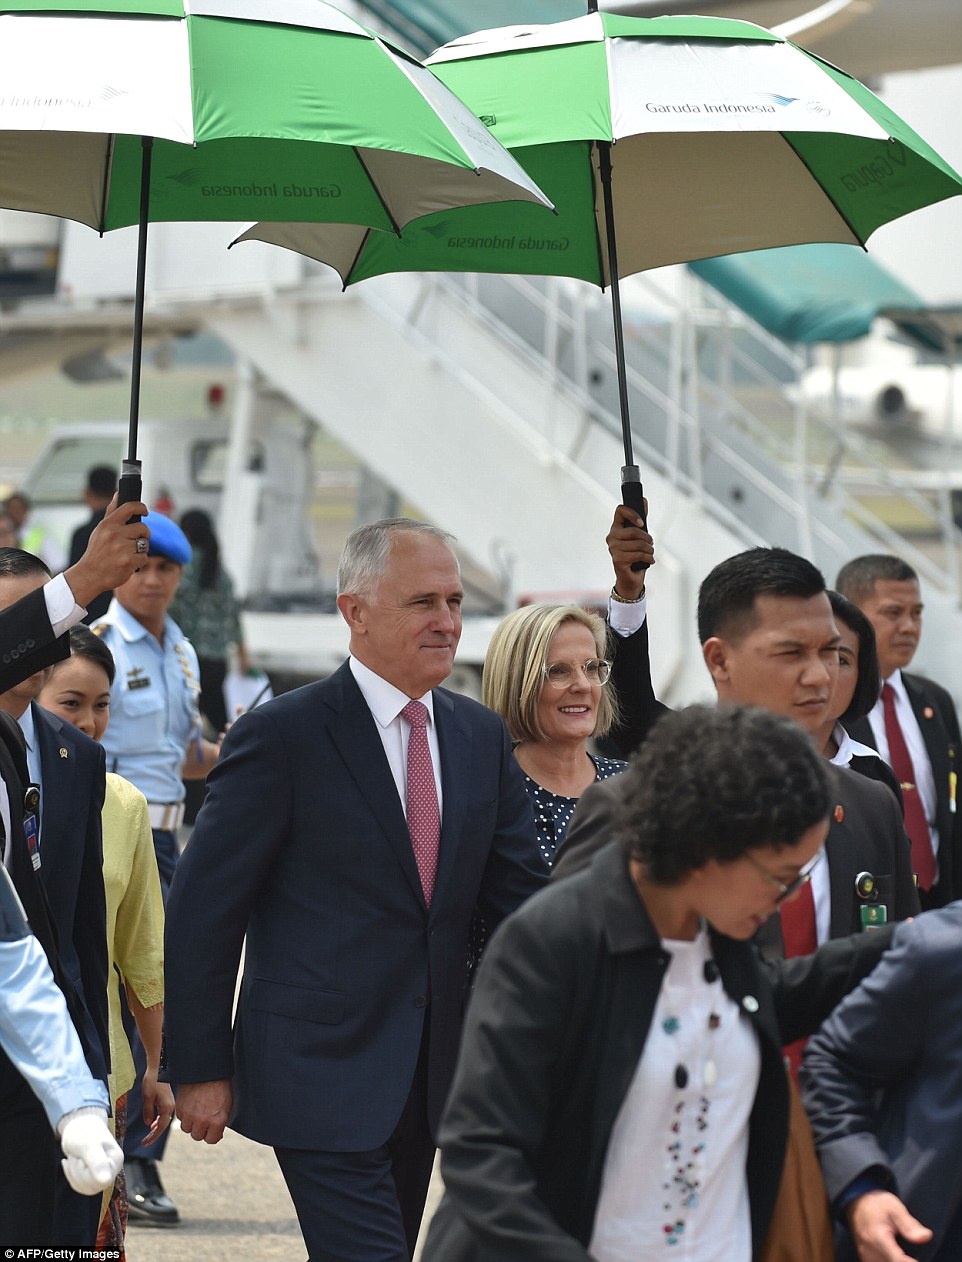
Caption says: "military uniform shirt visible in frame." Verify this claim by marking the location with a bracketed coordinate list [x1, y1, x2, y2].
[93, 599, 201, 805]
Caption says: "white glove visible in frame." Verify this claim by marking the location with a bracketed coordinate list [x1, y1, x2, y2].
[57, 1106, 123, 1195]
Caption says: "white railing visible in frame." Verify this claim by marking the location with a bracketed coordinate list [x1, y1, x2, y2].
[364, 260, 962, 599]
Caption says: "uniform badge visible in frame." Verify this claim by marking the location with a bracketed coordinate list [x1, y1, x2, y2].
[59, 747, 68, 759]
[924, 706, 934, 719]
[127, 666, 151, 691]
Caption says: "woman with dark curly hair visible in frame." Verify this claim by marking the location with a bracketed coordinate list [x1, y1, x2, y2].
[424, 704, 889, 1262]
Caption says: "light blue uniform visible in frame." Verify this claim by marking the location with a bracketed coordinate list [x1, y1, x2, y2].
[93, 598, 202, 808]
[0, 866, 107, 1130]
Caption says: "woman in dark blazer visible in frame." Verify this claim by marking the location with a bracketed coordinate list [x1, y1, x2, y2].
[424, 705, 889, 1262]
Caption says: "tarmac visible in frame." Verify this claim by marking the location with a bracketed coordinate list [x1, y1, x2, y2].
[123, 1124, 443, 1261]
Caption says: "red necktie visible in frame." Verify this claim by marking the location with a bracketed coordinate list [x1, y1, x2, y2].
[401, 700, 440, 905]
[780, 882, 818, 1079]
[881, 682, 936, 891]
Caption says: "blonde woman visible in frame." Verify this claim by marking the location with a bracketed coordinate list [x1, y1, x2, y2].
[483, 603, 625, 868]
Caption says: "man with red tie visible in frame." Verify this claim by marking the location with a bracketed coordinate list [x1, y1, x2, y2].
[560, 546, 920, 967]
[162, 519, 545, 1262]
[837, 555, 962, 910]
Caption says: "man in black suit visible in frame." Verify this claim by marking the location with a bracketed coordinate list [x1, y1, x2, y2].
[164, 518, 545, 1261]
[560, 542, 919, 953]
[0, 498, 148, 1243]
[836, 554, 961, 909]
[0, 549, 109, 1245]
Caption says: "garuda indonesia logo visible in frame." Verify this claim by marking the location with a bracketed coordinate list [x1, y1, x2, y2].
[167, 168, 206, 188]
[758, 92, 830, 115]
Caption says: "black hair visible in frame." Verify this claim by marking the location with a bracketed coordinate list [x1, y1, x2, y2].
[697, 547, 826, 645]
[64, 625, 116, 686]
[835, 554, 919, 606]
[0, 548, 51, 580]
[179, 508, 218, 590]
[616, 704, 830, 885]
[827, 590, 881, 723]
[86, 466, 117, 499]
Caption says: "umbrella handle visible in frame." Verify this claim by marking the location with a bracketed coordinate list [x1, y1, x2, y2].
[620, 467, 649, 573]
[119, 458, 143, 525]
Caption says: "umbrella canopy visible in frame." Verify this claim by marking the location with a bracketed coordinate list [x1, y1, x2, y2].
[0, 0, 551, 475]
[236, 13, 961, 282]
[235, 11, 962, 511]
[0, 0, 551, 233]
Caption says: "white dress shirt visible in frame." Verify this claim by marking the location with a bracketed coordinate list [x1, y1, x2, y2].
[607, 592, 648, 638]
[590, 929, 758, 1262]
[349, 656, 443, 818]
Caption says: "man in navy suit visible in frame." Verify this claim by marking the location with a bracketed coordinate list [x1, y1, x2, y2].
[0, 550, 109, 1245]
[803, 905, 962, 1261]
[164, 518, 545, 1261]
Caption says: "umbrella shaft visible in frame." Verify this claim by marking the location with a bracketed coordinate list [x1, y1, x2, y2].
[127, 135, 153, 465]
[598, 142, 633, 469]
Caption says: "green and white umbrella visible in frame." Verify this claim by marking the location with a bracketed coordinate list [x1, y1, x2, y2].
[235, 11, 962, 517]
[0, 0, 551, 481]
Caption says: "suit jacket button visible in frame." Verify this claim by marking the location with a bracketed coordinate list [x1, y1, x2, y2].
[414, 995, 427, 1008]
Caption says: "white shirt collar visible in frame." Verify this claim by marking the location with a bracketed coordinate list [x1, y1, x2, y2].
[830, 722, 880, 767]
[882, 668, 909, 705]
[349, 656, 436, 728]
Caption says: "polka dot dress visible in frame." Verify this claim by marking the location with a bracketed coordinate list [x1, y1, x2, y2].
[524, 754, 627, 867]
[468, 754, 626, 981]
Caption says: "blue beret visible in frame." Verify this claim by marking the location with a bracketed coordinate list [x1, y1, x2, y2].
[143, 511, 192, 565]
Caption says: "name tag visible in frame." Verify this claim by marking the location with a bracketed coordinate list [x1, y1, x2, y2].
[127, 676, 151, 691]
[23, 813, 40, 871]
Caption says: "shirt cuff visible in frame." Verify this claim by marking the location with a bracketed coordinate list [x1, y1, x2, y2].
[44, 573, 86, 636]
[607, 592, 648, 637]
[835, 1171, 890, 1214]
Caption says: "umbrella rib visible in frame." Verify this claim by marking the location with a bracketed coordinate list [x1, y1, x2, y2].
[780, 134, 868, 250]
[98, 135, 116, 237]
[352, 147, 401, 236]
[343, 228, 374, 290]
[588, 142, 608, 290]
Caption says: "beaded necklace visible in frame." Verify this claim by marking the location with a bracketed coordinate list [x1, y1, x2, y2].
[659, 934, 723, 1248]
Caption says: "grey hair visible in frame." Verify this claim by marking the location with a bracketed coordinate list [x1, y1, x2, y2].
[835, 554, 919, 605]
[336, 518, 458, 598]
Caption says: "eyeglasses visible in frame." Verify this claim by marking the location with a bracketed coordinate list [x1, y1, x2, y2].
[745, 850, 822, 904]
[541, 658, 612, 688]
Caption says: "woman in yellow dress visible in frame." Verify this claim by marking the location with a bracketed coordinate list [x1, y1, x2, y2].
[39, 626, 173, 1253]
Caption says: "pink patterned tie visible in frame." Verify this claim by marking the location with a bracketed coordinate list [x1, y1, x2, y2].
[401, 700, 440, 905]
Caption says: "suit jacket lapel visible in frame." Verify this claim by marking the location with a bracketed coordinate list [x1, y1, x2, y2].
[904, 674, 950, 797]
[825, 818, 854, 937]
[325, 665, 426, 908]
[33, 703, 73, 865]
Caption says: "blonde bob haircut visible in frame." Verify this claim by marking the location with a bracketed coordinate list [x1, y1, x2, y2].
[482, 603, 619, 744]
